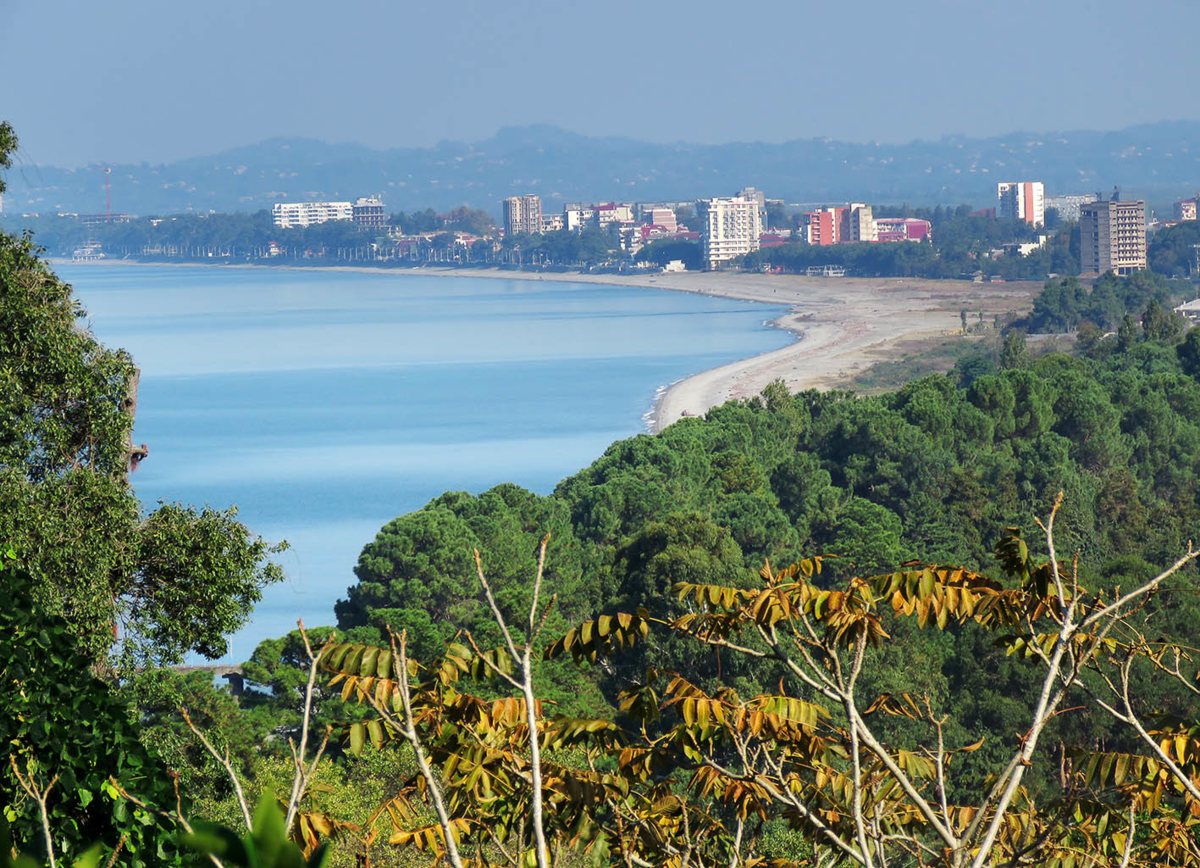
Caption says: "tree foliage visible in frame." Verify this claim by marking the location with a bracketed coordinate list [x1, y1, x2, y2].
[0, 558, 185, 867]
[0, 231, 283, 664]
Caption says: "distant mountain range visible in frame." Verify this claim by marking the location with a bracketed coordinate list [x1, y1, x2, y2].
[4, 122, 1200, 219]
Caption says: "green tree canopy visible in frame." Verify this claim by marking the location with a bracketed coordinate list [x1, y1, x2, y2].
[0, 149, 282, 664]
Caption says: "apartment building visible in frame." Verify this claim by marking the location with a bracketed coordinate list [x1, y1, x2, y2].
[1174, 196, 1198, 221]
[997, 181, 1046, 226]
[842, 204, 876, 243]
[644, 206, 678, 233]
[1080, 197, 1146, 275]
[503, 195, 543, 236]
[801, 204, 874, 244]
[802, 208, 841, 245]
[698, 197, 762, 270]
[595, 202, 634, 228]
[1046, 193, 1098, 223]
[352, 196, 386, 230]
[563, 205, 595, 232]
[272, 201, 354, 228]
[875, 218, 932, 242]
[542, 213, 565, 233]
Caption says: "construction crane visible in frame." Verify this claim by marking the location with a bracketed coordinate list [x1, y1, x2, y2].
[96, 165, 112, 216]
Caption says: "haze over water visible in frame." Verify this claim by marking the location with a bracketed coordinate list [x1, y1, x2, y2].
[56, 264, 791, 659]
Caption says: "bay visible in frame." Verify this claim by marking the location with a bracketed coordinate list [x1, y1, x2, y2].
[55, 264, 792, 661]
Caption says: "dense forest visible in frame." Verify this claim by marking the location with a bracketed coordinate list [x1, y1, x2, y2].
[9, 114, 1200, 867]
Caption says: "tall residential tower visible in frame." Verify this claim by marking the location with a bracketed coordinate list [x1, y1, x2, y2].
[997, 182, 1046, 226]
[503, 195, 543, 237]
[698, 197, 762, 270]
[1080, 196, 1146, 276]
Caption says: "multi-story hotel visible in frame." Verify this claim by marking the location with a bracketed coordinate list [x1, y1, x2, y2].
[272, 201, 354, 228]
[503, 195, 543, 237]
[698, 196, 762, 270]
[997, 181, 1046, 226]
[1080, 197, 1146, 275]
[352, 196, 386, 230]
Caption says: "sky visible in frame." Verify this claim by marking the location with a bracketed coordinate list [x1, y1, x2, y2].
[2, 0, 1198, 168]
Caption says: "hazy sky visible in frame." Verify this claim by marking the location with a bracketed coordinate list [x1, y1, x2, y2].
[3, 0, 1198, 167]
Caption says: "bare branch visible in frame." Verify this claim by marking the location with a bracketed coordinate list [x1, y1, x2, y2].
[285, 620, 333, 830]
[527, 535, 549, 648]
[845, 635, 876, 868]
[181, 708, 252, 830]
[1078, 544, 1200, 633]
[474, 549, 521, 663]
[9, 755, 59, 868]
[375, 631, 465, 868]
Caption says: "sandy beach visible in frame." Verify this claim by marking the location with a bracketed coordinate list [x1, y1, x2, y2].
[57, 259, 1040, 432]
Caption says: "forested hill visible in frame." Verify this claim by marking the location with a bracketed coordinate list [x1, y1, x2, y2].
[7, 121, 1200, 216]
[332, 276, 1200, 766]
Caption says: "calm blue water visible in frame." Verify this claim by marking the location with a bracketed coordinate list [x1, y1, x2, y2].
[56, 264, 791, 660]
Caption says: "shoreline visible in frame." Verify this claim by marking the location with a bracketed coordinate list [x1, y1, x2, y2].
[52, 258, 1041, 432]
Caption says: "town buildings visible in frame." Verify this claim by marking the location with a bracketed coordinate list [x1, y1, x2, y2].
[698, 196, 762, 270]
[842, 204, 877, 243]
[802, 204, 888, 244]
[802, 208, 840, 245]
[503, 195, 543, 236]
[272, 201, 353, 228]
[352, 197, 386, 230]
[1045, 193, 1098, 223]
[1174, 195, 1198, 221]
[875, 218, 932, 242]
[563, 205, 595, 232]
[997, 181, 1046, 226]
[594, 202, 634, 228]
[644, 207, 678, 233]
[1080, 196, 1146, 275]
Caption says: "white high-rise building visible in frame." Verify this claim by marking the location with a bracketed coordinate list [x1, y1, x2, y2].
[698, 197, 762, 270]
[997, 182, 1046, 226]
[272, 201, 354, 228]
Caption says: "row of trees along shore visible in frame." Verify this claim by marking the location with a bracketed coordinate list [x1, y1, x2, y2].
[8, 196, 1200, 282]
[10, 117, 1200, 867]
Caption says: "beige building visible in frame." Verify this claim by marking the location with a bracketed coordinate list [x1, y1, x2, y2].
[698, 197, 762, 270]
[594, 202, 634, 228]
[843, 203, 877, 242]
[1080, 198, 1146, 276]
[503, 195, 543, 236]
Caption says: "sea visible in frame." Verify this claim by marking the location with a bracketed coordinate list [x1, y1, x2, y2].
[55, 263, 792, 660]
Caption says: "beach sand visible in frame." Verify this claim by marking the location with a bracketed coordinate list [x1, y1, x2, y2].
[57, 260, 1040, 432]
